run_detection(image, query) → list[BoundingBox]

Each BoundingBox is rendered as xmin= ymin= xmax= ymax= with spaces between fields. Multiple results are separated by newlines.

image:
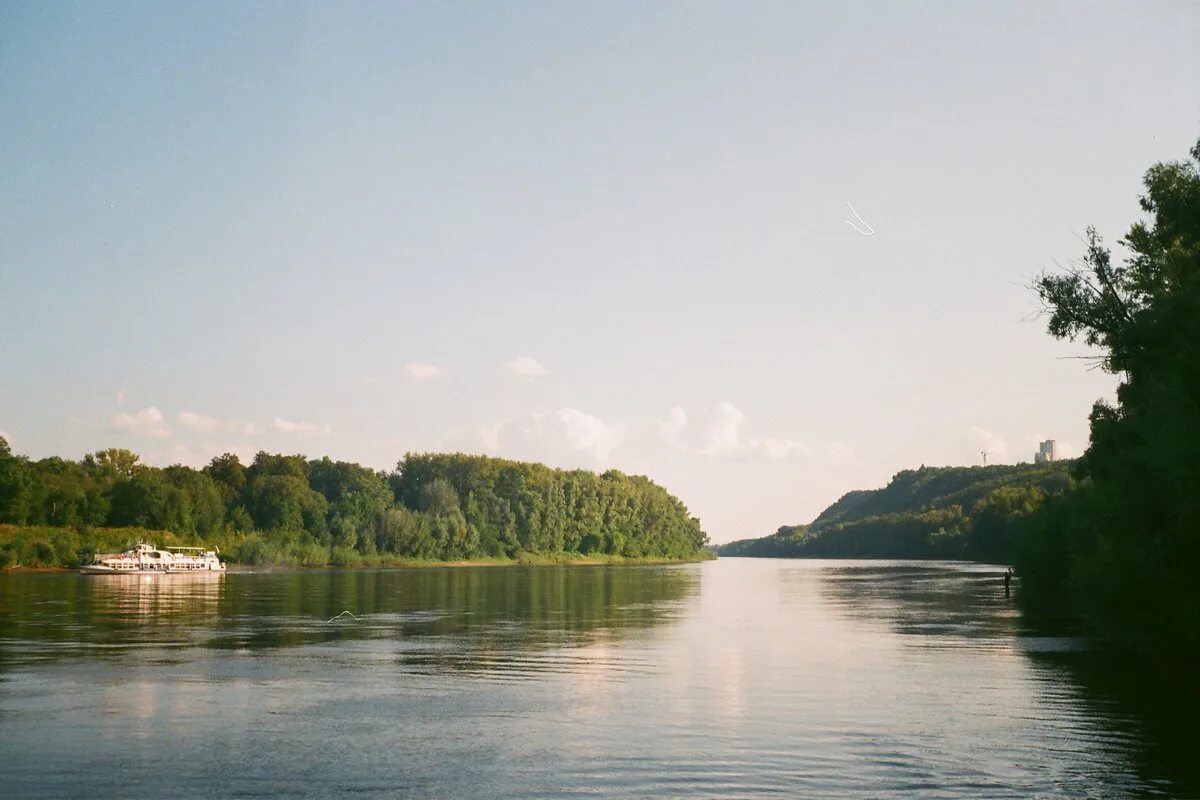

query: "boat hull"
xmin=80 ymin=565 xmax=225 ymax=575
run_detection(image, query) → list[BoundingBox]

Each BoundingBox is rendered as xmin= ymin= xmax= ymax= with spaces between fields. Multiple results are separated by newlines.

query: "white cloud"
xmin=479 ymin=422 xmax=502 ymax=453
xmin=404 ymin=363 xmax=444 ymax=381
xmin=116 ymin=391 xmax=126 ymax=406
xmin=271 ymin=417 xmax=332 ymax=435
xmin=658 ymin=406 xmax=688 ymax=439
xmin=243 ymin=422 xmax=261 ymax=436
xmin=152 ymin=442 xmax=207 ymax=468
xmin=551 ymin=409 xmax=623 ymax=460
xmin=506 ymin=356 xmax=547 ymax=379
xmin=755 ymin=438 xmax=812 ymax=461
xmin=480 ymin=408 xmax=623 ymax=464
xmin=662 ymin=402 xmax=810 ymax=461
xmin=178 ymin=411 xmax=222 ymax=432
xmin=113 ymin=406 xmax=170 ymax=438
xmin=967 ymin=426 xmax=1008 ymax=462
xmin=700 ymin=401 xmax=745 ymax=456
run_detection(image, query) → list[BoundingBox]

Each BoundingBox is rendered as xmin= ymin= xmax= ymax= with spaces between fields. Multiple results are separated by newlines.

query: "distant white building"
xmin=1034 ymin=440 xmax=1056 ymax=464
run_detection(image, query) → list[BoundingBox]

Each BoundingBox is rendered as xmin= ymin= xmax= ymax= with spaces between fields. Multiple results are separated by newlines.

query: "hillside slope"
xmin=719 ymin=462 xmax=1073 ymax=561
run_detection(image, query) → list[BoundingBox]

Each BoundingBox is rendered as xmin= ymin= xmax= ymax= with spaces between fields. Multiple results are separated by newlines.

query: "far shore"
xmin=2 ymin=553 xmax=715 ymax=575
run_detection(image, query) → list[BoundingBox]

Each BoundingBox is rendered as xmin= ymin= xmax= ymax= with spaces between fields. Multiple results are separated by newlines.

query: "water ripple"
xmin=0 ymin=561 xmax=1193 ymax=797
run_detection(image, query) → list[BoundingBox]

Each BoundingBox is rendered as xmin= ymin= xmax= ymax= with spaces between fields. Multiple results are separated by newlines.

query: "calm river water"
xmin=0 ymin=559 xmax=1194 ymax=798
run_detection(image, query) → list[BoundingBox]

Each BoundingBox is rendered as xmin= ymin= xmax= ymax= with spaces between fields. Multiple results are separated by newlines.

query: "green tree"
xmin=203 ymin=453 xmax=247 ymax=505
xmin=0 ymin=442 xmax=709 ymax=566
xmin=108 ymin=469 xmax=169 ymax=529
xmin=308 ymin=457 xmax=391 ymax=553
xmin=967 ymin=486 xmax=1047 ymax=562
xmin=246 ymin=475 xmax=328 ymax=538
xmin=162 ymin=466 xmax=225 ymax=536
xmin=0 ymin=435 xmax=32 ymax=523
xmin=85 ymin=448 xmax=141 ymax=480
xmin=243 ymin=452 xmax=328 ymax=539
xmin=1022 ymin=136 xmax=1200 ymax=650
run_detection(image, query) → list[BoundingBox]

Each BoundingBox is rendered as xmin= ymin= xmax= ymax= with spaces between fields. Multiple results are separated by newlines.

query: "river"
xmin=0 ymin=559 xmax=1193 ymax=798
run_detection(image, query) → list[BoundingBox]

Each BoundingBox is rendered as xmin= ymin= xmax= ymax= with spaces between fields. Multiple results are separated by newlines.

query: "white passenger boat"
xmin=80 ymin=543 xmax=225 ymax=574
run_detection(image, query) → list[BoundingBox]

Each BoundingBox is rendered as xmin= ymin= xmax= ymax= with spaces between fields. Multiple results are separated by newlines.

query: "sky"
xmin=2 ymin=1 xmax=1198 ymax=543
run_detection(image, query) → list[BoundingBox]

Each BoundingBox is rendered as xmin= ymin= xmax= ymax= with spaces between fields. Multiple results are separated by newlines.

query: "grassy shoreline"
xmin=0 ymin=525 xmax=715 ymax=572
xmin=2 ymin=554 xmax=714 ymax=574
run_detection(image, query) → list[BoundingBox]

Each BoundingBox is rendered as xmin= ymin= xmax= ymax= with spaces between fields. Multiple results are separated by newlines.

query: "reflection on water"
xmin=805 ymin=559 xmax=1194 ymax=797
xmin=815 ymin=561 xmax=1021 ymax=644
xmin=0 ymin=572 xmax=227 ymax=666
xmin=0 ymin=560 xmax=1193 ymax=798
xmin=0 ymin=567 xmax=696 ymax=674
xmin=1027 ymin=650 xmax=1200 ymax=796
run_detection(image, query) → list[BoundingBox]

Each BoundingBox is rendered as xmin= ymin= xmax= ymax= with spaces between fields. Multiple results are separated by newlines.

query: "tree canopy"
xmin=0 ymin=441 xmax=708 ymax=567
xmin=718 ymin=462 xmax=1072 ymax=561
xmin=1017 ymin=137 xmax=1200 ymax=651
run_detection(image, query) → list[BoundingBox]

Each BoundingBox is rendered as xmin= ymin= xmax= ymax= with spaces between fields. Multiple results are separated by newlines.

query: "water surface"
xmin=0 ymin=559 xmax=1192 ymax=798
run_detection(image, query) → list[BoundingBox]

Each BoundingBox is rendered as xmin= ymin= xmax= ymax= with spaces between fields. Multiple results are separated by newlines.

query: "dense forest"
xmin=1015 ymin=137 xmax=1200 ymax=652
xmin=718 ymin=462 xmax=1073 ymax=561
xmin=0 ymin=444 xmax=709 ymax=568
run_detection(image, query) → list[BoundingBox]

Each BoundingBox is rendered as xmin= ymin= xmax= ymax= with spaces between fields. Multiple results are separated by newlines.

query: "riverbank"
xmin=5 ymin=558 xmax=715 ymax=574
xmin=2 ymin=554 xmax=714 ymax=574
xmin=0 ymin=525 xmax=714 ymax=572
xmin=0 ymin=450 xmax=711 ymax=570
xmin=227 ymin=552 xmax=715 ymax=572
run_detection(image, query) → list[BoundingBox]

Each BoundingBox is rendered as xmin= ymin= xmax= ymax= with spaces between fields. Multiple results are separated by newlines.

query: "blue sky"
xmin=2 ymin=1 xmax=1197 ymax=542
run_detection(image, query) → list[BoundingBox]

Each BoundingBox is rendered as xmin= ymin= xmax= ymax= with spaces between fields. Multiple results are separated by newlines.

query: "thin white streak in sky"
xmin=843 ymin=202 xmax=875 ymax=236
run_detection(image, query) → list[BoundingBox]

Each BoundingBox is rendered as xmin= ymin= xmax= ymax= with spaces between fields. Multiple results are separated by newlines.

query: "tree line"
xmin=718 ymin=462 xmax=1072 ymax=562
xmin=1015 ymin=136 xmax=1200 ymax=653
xmin=0 ymin=445 xmax=709 ymax=567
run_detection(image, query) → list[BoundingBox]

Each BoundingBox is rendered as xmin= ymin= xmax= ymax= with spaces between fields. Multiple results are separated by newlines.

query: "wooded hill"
xmin=718 ymin=462 xmax=1074 ymax=561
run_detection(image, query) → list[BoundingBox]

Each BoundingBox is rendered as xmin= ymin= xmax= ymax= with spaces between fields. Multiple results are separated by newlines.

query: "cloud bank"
xmin=404 ymin=363 xmax=444 ymax=381
xmin=481 ymin=408 xmax=622 ymax=464
xmin=113 ymin=406 xmax=170 ymax=438
xmin=272 ymin=417 xmax=332 ymax=435
xmin=660 ymin=401 xmax=810 ymax=461
xmin=506 ymin=356 xmax=547 ymax=379
xmin=178 ymin=411 xmax=222 ymax=432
